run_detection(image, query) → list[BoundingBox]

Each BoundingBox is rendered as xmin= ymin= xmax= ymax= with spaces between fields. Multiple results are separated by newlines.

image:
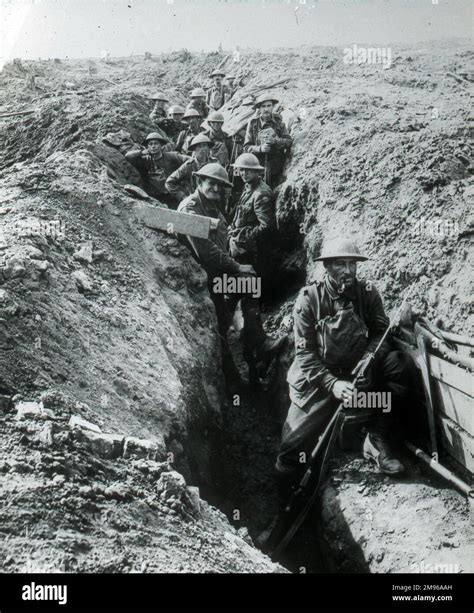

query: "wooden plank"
xmin=134 ymin=204 xmax=215 ymax=239
xmin=437 ymin=415 xmax=474 ymax=473
xmin=432 ymin=380 xmax=474 ymax=436
xmin=427 ymin=354 xmax=473 ymax=397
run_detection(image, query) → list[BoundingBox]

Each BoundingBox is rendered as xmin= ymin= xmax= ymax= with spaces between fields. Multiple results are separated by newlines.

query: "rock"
xmin=36 ymin=421 xmax=54 ymax=447
xmin=71 ymin=270 xmax=92 ymax=293
xmin=185 ymin=486 xmax=201 ymax=516
xmin=123 ymin=436 xmax=163 ymax=461
xmin=156 ymin=470 xmax=186 ymax=501
xmin=103 ymin=484 xmax=132 ymax=501
xmin=52 ymin=474 xmax=66 ymax=486
xmin=68 ymin=415 xmax=102 ymax=433
xmin=0 ymin=289 xmax=9 ymax=304
xmin=73 ymin=429 xmax=124 ymax=459
xmin=73 ymin=241 xmax=93 ymax=264
xmin=15 ymin=401 xmax=41 ymax=420
xmin=3 ymin=259 xmax=26 ymax=280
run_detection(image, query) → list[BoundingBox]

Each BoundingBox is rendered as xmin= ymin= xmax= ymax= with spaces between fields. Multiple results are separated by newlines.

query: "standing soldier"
xmin=203 ymin=111 xmax=232 ymax=167
xmin=275 ymin=238 xmax=410 ymax=505
xmin=166 ymin=104 xmax=186 ymax=142
xmin=226 ymin=75 xmax=237 ymax=98
xmin=178 ymin=163 xmax=284 ymax=384
xmin=175 ymin=109 xmax=203 ymax=155
xmin=124 ymin=132 xmax=189 ymax=207
xmin=244 ymin=94 xmax=292 ymax=188
xmin=165 ymin=134 xmax=212 ymax=203
xmin=187 ymin=88 xmax=209 ymax=119
xmin=147 ymin=91 xmax=176 ymax=138
xmin=207 ymin=69 xmax=232 ymax=111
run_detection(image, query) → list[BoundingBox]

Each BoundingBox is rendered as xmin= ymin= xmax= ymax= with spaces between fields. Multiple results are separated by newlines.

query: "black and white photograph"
xmin=0 ymin=0 xmax=472 ymax=609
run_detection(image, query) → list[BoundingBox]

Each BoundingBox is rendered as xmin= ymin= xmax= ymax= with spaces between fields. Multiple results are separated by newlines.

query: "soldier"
xmin=166 ymin=104 xmax=186 ymax=141
xmin=124 ymin=132 xmax=189 ymax=206
xmin=226 ymin=74 xmax=237 ymax=98
xmin=202 ymin=111 xmax=232 ymax=167
xmin=244 ymin=93 xmax=292 ymax=188
xmin=207 ymin=69 xmax=232 ymax=111
xmin=165 ymin=134 xmax=212 ymax=203
xmin=175 ymin=108 xmax=203 ymax=155
xmin=228 ymin=151 xmax=278 ymax=300
xmin=275 ymin=237 xmax=411 ymax=503
xmin=178 ymin=163 xmax=284 ymax=383
xmin=147 ymin=91 xmax=176 ymax=138
xmin=187 ymin=88 xmax=209 ymax=119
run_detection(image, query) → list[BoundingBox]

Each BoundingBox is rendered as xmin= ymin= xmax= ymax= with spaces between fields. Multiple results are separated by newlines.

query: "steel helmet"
xmin=193 ymin=163 xmax=233 ymax=187
xmin=190 ymin=87 xmax=206 ymax=98
xmin=168 ymin=104 xmax=185 ymax=115
xmin=144 ymin=131 xmax=169 ymax=144
xmin=148 ymin=91 xmax=169 ymax=102
xmin=315 ymin=238 xmax=369 ymax=262
xmin=254 ymin=93 xmax=279 ymax=108
xmin=233 ymin=153 xmax=264 ymax=171
xmin=207 ymin=111 xmax=225 ymax=123
xmin=211 ymin=69 xmax=225 ymax=78
xmin=226 ymin=75 xmax=235 ymax=81
xmin=182 ymin=108 xmax=202 ymax=120
xmin=188 ymin=134 xmax=212 ymax=149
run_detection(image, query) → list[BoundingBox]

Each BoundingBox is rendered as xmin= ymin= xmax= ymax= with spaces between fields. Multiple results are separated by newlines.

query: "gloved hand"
xmin=352 ymin=353 xmax=373 ymax=391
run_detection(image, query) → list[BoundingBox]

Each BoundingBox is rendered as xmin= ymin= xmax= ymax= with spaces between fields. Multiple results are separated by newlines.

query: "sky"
xmin=0 ymin=0 xmax=472 ymax=66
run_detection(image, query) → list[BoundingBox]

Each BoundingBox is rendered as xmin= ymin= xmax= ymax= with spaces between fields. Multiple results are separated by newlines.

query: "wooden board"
xmin=437 ymin=415 xmax=474 ymax=473
xmin=134 ymin=204 xmax=214 ymax=239
xmin=427 ymin=354 xmax=472 ymax=396
xmin=431 ymin=380 xmax=473 ymax=436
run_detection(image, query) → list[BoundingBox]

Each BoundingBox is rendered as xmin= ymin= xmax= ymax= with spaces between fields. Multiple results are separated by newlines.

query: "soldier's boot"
xmin=363 ymin=430 xmax=405 ymax=476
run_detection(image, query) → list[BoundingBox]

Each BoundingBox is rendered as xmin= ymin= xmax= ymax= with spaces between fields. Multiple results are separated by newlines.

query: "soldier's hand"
xmin=332 ymin=380 xmax=353 ymax=402
xmin=237 ymin=264 xmax=257 ymax=277
xmin=261 ymin=143 xmax=272 ymax=153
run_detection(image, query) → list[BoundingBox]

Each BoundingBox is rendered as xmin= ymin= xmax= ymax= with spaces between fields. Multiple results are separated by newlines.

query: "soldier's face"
xmin=154 ymin=100 xmax=166 ymax=110
xmin=188 ymin=117 xmax=200 ymax=130
xmin=260 ymin=101 xmax=274 ymax=119
xmin=209 ymin=121 xmax=223 ymax=133
xmin=200 ymin=177 xmax=224 ymax=202
xmin=172 ymin=113 xmax=184 ymax=123
xmin=240 ymin=168 xmax=261 ymax=184
xmin=325 ymin=258 xmax=358 ymax=289
xmin=193 ymin=144 xmax=210 ymax=163
xmin=147 ymin=140 xmax=162 ymax=155
xmin=214 ymin=76 xmax=222 ymax=86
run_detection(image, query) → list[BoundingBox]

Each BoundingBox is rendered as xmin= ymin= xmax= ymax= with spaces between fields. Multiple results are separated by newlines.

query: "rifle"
xmin=267 ymin=289 xmax=412 ymax=559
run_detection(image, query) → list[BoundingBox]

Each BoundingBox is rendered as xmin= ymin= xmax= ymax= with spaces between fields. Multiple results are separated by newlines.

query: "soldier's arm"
xmin=293 ymin=291 xmax=339 ymax=393
xmin=244 ymin=192 xmax=275 ymax=242
xmin=243 ymin=121 xmax=261 ymax=154
xmin=364 ymin=283 xmax=391 ymax=357
xmin=273 ymin=121 xmax=292 ymax=150
xmin=186 ymin=233 xmax=241 ymax=274
xmin=223 ymin=85 xmax=232 ymax=104
xmin=124 ymin=149 xmax=146 ymax=170
xmin=165 ymin=162 xmax=190 ymax=202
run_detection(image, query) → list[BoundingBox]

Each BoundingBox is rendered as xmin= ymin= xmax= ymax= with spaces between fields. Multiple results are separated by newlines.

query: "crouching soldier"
xmin=244 ymin=94 xmax=292 ymax=188
xmin=275 ymin=238 xmax=411 ymax=503
xmin=178 ymin=163 xmax=284 ymax=384
xmin=165 ymin=134 xmax=212 ymax=203
xmin=125 ymin=132 xmax=189 ymax=207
